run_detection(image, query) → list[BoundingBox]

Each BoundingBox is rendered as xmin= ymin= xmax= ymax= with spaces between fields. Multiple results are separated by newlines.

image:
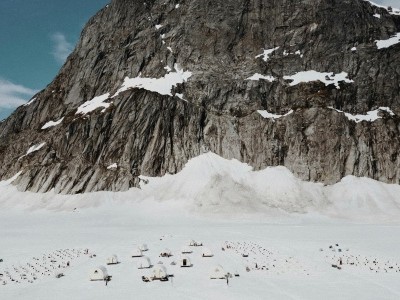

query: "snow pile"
xmin=41 ymin=117 xmax=64 ymax=130
xmin=375 ymin=32 xmax=400 ymax=49
xmin=113 ymin=64 xmax=192 ymax=97
xmin=76 ymin=93 xmax=111 ymax=115
xmin=1 ymin=152 xmax=400 ymax=221
xmin=283 ymin=71 xmax=353 ymax=89
xmin=329 ymin=106 xmax=395 ymax=123
xmin=246 ymin=73 xmax=275 ymax=82
xmin=255 ymin=47 xmax=279 ymax=62
xmin=364 ymin=0 xmax=400 ymax=15
xmin=257 ymin=109 xmax=293 ymax=119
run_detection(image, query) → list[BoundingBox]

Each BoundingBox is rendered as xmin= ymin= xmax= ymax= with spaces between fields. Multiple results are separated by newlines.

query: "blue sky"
xmin=0 ymin=0 xmax=109 ymax=120
xmin=0 ymin=0 xmax=398 ymax=120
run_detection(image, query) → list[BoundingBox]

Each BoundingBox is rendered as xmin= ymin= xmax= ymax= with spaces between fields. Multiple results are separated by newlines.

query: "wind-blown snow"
xmin=113 ymin=64 xmax=192 ymax=97
xmin=329 ymin=106 xmax=395 ymax=123
xmin=257 ymin=109 xmax=293 ymax=120
xmin=283 ymin=71 xmax=353 ymax=89
xmin=76 ymin=93 xmax=111 ymax=115
xmin=41 ymin=117 xmax=64 ymax=130
xmin=246 ymin=73 xmax=275 ymax=82
xmin=375 ymin=32 xmax=400 ymax=49
xmin=255 ymin=47 xmax=279 ymax=62
xmin=364 ymin=0 xmax=400 ymax=15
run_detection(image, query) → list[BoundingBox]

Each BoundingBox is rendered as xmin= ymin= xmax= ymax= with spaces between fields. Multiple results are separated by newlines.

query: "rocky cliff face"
xmin=0 ymin=0 xmax=399 ymax=193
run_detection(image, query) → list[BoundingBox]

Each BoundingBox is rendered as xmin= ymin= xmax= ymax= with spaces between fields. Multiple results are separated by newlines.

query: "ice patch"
xmin=76 ymin=93 xmax=111 ymax=115
xmin=113 ymin=64 xmax=192 ymax=97
xmin=257 ymin=109 xmax=293 ymax=120
xmin=329 ymin=106 xmax=395 ymax=123
xmin=283 ymin=71 xmax=353 ymax=89
xmin=41 ymin=117 xmax=64 ymax=130
xmin=375 ymin=33 xmax=400 ymax=49
xmin=255 ymin=47 xmax=279 ymax=62
xmin=246 ymin=74 xmax=275 ymax=82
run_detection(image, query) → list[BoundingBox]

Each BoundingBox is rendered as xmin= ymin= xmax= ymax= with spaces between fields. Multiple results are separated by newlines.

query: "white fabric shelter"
xmin=137 ymin=256 xmax=151 ymax=269
xmin=201 ymin=248 xmax=213 ymax=257
xmin=160 ymin=248 xmax=172 ymax=257
xmin=132 ymin=248 xmax=143 ymax=257
xmin=180 ymin=256 xmax=192 ymax=267
xmin=210 ymin=265 xmax=227 ymax=279
xmin=106 ymin=255 xmax=118 ymax=265
xmin=89 ymin=266 xmax=108 ymax=281
xmin=139 ymin=244 xmax=148 ymax=251
xmin=181 ymin=246 xmax=193 ymax=254
xmin=153 ymin=264 xmax=168 ymax=279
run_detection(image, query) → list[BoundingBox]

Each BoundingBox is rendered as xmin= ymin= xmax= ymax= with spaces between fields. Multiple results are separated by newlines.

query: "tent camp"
xmin=137 ymin=256 xmax=151 ymax=269
xmin=201 ymin=248 xmax=213 ymax=257
xmin=180 ymin=256 xmax=192 ymax=267
xmin=210 ymin=265 xmax=227 ymax=279
xmin=152 ymin=264 xmax=168 ymax=280
xmin=181 ymin=246 xmax=193 ymax=254
xmin=132 ymin=248 xmax=143 ymax=257
xmin=106 ymin=255 xmax=119 ymax=265
xmin=160 ymin=249 xmax=172 ymax=257
xmin=139 ymin=244 xmax=148 ymax=251
xmin=89 ymin=266 xmax=108 ymax=281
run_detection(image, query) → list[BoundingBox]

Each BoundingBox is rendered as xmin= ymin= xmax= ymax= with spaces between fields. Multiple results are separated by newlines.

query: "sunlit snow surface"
xmin=2 ymin=153 xmax=400 ymax=299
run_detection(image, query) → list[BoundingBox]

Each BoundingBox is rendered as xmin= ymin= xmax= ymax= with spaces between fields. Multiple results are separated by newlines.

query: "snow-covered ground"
xmin=1 ymin=153 xmax=400 ymax=299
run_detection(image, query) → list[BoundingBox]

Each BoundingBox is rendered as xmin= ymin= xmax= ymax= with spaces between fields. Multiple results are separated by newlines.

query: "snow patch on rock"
xmin=76 ymin=93 xmax=111 ymax=115
xmin=375 ymin=33 xmax=400 ymax=49
xmin=246 ymin=74 xmax=275 ymax=82
xmin=113 ymin=64 xmax=192 ymax=97
xmin=41 ymin=117 xmax=64 ymax=130
xmin=329 ymin=106 xmax=395 ymax=123
xmin=257 ymin=109 xmax=293 ymax=120
xmin=255 ymin=47 xmax=279 ymax=62
xmin=283 ymin=71 xmax=353 ymax=89
xmin=107 ymin=163 xmax=118 ymax=170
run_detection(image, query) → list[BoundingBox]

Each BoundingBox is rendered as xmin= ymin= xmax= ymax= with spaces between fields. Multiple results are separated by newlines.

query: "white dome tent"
xmin=180 ymin=256 xmax=192 ymax=267
xmin=152 ymin=264 xmax=168 ymax=280
xmin=181 ymin=246 xmax=193 ymax=254
xmin=106 ymin=255 xmax=119 ymax=265
xmin=137 ymin=256 xmax=151 ymax=269
xmin=187 ymin=239 xmax=196 ymax=246
xmin=132 ymin=248 xmax=143 ymax=257
xmin=139 ymin=244 xmax=148 ymax=251
xmin=160 ymin=248 xmax=172 ymax=257
xmin=201 ymin=248 xmax=213 ymax=257
xmin=89 ymin=266 xmax=108 ymax=281
xmin=210 ymin=265 xmax=227 ymax=279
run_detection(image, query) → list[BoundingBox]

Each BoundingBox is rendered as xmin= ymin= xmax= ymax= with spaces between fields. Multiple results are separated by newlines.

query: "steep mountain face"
xmin=0 ymin=0 xmax=399 ymax=194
